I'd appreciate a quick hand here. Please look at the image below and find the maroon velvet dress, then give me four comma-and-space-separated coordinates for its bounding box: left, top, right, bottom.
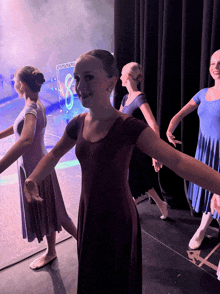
66, 113, 148, 294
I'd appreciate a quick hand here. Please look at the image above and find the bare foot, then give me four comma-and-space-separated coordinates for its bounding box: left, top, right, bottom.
160, 201, 168, 220
29, 253, 57, 270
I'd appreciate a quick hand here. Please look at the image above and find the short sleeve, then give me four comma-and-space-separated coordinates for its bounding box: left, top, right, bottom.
25, 103, 37, 117
135, 94, 149, 108
65, 114, 81, 140
123, 116, 149, 145
192, 88, 208, 105
121, 95, 128, 107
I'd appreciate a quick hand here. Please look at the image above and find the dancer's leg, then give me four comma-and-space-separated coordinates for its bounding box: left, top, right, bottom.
61, 219, 77, 240
189, 212, 213, 249
148, 187, 168, 219
29, 231, 57, 269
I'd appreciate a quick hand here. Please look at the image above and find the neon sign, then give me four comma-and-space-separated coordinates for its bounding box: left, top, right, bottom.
64, 73, 74, 110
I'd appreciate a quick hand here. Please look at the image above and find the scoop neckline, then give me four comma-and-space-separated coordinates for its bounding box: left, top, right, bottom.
124, 93, 144, 107
81, 114, 121, 144
205, 88, 220, 101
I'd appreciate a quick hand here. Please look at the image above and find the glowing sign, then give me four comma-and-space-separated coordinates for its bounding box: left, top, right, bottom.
56, 62, 76, 113
64, 73, 74, 110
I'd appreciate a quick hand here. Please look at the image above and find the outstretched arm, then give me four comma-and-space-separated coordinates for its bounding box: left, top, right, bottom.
166, 99, 198, 147
0, 126, 14, 139
137, 127, 220, 195
24, 130, 76, 202
140, 103, 162, 172
140, 103, 159, 136
0, 114, 36, 173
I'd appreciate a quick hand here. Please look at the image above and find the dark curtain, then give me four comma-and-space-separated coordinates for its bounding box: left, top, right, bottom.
114, 0, 220, 208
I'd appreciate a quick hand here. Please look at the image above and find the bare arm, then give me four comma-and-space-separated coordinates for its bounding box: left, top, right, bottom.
0, 114, 36, 173
27, 130, 76, 183
24, 130, 76, 202
119, 104, 124, 111
140, 103, 162, 171
0, 126, 14, 139
140, 103, 160, 136
166, 99, 198, 147
137, 127, 220, 195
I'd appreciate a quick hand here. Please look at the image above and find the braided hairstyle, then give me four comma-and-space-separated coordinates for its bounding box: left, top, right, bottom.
15, 66, 45, 93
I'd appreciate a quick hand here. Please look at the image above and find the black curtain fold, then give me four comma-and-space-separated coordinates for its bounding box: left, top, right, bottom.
114, 0, 220, 207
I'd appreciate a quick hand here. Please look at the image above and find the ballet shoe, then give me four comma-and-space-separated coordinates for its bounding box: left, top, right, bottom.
160, 201, 168, 220
29, 253, 57, 270
188, 232, 204, 250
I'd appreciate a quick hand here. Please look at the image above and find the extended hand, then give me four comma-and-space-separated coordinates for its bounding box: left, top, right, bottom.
152, 158, 163, 172
24, 179, 44, 203
166, 131, 182, 148
211, 193, 220, 215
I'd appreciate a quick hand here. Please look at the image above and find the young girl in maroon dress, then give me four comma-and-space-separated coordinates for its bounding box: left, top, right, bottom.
24, 50, 220, 293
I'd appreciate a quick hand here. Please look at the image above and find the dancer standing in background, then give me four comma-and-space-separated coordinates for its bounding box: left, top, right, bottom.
0, 66, 77, 269
119, 62, 168, 219
24, 50, 220, 293
166, 49, 220, 250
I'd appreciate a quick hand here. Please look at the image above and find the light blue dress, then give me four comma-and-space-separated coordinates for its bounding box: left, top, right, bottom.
187, 88, 220, 219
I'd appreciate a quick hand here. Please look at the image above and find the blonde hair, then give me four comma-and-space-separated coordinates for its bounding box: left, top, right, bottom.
123, 62, 143, 83
211, 49, 220, 60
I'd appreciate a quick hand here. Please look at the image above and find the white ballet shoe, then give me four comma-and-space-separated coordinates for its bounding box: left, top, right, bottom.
188, 232, 205, 250
160, 201, 168, 220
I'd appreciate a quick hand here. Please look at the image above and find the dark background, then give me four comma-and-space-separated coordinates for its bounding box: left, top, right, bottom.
114, 0, 220, 209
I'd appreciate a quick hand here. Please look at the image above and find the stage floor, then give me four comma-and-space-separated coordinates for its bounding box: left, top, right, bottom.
1, 200, 220, 294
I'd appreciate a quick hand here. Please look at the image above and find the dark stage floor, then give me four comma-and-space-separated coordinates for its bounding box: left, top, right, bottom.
1, 89, 220, 293
1, 199, 220, 294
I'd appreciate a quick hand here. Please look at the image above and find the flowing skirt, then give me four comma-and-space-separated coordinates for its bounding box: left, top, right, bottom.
187, 129, 220, 219
19, 167, 70, 242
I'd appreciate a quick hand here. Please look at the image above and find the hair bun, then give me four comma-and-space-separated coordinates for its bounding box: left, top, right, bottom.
135, 73, 143, 83
16, 66, 45, 92
35, 72, 45, 84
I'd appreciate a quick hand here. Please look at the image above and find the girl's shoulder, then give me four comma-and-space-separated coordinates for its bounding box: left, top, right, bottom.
65, 112, 87, 140
117, 113, 149, 144
25, 102, 38, 117
192, 88, 209, 105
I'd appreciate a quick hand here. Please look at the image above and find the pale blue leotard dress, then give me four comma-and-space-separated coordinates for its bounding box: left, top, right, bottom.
187, 88, 220, 219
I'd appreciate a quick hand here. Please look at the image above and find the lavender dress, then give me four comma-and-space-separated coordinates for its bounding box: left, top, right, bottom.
14, 102, 70, 242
